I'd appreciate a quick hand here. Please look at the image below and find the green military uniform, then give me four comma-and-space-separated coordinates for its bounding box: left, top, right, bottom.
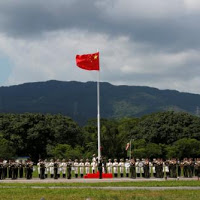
25, 161, 33, 179
130, 159, 136, 179
40, 161, 45, 179
182, 159, 189, 178
143, 160, 150, 178
195, 160, 200, 179
53, 161, 58, 179
169, 160, 177, 178
67, 159, 72, 179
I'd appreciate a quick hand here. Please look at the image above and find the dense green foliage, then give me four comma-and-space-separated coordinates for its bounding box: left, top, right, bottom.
0, 111, 200, 161
1, 80, 200, 125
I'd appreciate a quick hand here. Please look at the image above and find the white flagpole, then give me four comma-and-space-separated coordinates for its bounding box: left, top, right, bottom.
97, 58, 101, 163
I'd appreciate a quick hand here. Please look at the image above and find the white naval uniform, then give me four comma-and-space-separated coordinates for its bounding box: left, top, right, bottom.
149, 162, 153, 173
91, 161, 97, 173
107, 162, 113, 173
163, 163, 169, 173
74, 162, 79, 175
79, 162, 85, 175
135, 161, 140, 174
37, 162, 40, 176
61, 162, 67, 175
57, 162, 62, 175
85, 162, 91, 174
125, 161, 130, 174
45, 162, 49, 176
113, 162, 118, 174
118, 162, 125, 174
92, 157, 96, 163
139, 161, 144, 174
49, 162, 54, 176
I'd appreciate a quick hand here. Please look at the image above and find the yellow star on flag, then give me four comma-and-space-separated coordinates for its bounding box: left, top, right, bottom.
94, 55, 98, 59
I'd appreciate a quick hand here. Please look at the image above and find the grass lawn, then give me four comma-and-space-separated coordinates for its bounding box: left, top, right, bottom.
1, 181, 200, 199
0, 188, 200, 200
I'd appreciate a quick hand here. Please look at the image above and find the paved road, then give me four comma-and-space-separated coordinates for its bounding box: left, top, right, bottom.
0, 177, 199, 183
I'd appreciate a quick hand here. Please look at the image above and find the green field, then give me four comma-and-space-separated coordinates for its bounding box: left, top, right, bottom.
0, 188, 200, 200
1, 181, 200, 200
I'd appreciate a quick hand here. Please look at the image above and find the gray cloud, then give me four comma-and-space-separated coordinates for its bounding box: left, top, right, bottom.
0, 0, 200, 51
1, 0, 200, 94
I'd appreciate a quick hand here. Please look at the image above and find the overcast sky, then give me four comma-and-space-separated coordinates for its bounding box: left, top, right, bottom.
0, 0, 200, 93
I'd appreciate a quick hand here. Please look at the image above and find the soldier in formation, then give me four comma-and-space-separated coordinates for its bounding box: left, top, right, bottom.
107, 159, 113, 174
195, 158, 200, 180
67, 159, 72, 179
119, 159, 125, 177
125, 159, 130, 177
53, 159, 59, 179
1, 157, 200, 180
143, 158, 150, 178
61, 159, 67, 178
39, 159, 45, 179
98, 158, 103, 179
85, 159, 90, 174
79, 159, 85, 178
130, 158, 136, 178
25, 160, 33, 179
74, 159, 79, 178
91, 155, 97, 174
113, 159, 118, 178
169, 158, 177, 178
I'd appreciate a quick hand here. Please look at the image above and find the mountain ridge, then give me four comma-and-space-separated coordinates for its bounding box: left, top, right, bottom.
0, 80, 200, 124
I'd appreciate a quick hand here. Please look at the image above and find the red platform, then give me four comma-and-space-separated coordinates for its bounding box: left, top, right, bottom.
84, 171, 113, 178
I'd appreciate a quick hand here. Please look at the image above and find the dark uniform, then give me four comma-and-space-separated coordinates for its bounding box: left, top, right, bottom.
0, 161, 3, 180
8, 160, 12, 178
25, 161, 33, 179
188, 158, 194, 178
2, 162, 7, 180
67, 159, 72, 179
169, 159, 177, 178
40, 161, 45, 179
177, 160, 181, 177
156, 159, 163, 178
143, 159, 150, 178
98, 159, 103, 179
195, 159, 200, 180
103, 158, 107, 174
54, 160, 59, 179
18, 161, 24, 178
11, 162, 17, 180
182, 158, 189, 178
130, 159, 136, 179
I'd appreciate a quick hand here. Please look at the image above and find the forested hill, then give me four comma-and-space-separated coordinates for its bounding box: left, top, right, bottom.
0, 80, 200, 124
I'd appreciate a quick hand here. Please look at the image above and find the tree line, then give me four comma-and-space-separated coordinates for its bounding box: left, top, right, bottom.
0, 111, 200, 162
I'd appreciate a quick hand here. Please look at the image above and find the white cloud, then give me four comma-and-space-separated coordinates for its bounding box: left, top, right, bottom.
0, 0, 200, 94
184, 0, 200, 11
1, 30, 200, 93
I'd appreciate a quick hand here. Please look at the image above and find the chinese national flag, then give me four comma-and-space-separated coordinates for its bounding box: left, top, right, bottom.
76, 52, 99, 71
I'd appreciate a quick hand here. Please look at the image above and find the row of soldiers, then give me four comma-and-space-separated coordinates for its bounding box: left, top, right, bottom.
36, 157, 200, 179
129, 158, 200, 179
0, 160, 33, 180
1, 157, 200, 179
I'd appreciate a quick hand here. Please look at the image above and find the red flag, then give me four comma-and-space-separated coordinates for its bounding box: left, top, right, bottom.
76, 52, 99, 71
